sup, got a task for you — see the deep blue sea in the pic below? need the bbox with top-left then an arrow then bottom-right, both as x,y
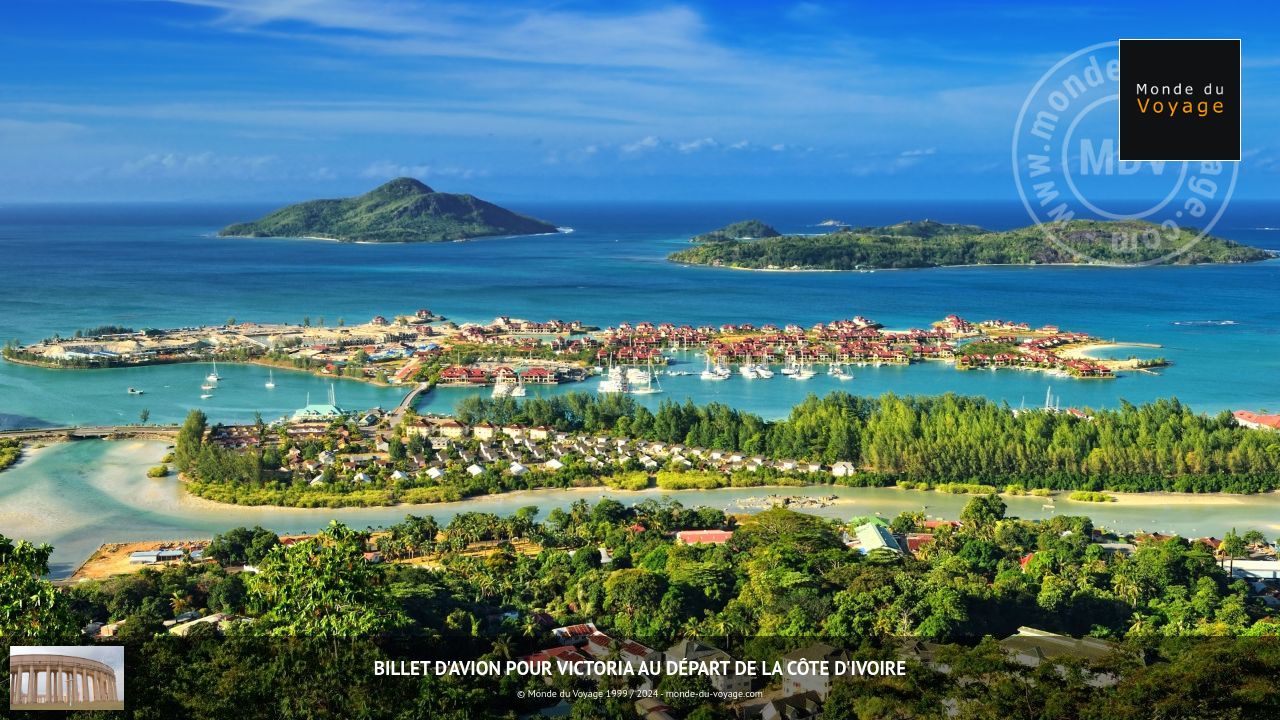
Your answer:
1,200 -> 1278,426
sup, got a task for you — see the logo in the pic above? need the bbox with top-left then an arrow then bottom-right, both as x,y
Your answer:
1012,41 -> 1237,265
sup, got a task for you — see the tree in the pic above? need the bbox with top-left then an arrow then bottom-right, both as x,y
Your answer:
139,408 -> 150,424
604,568 -> 667,616
207,526 -> 280,566
960,494 -> 1006,538
248,521 -> 409,637
174,409 -> 208,472
1220,528 -> 1247,575
0,534 -> 79,642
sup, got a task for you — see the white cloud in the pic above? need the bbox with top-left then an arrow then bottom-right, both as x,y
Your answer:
359,160 -> 484,180
899,147 -> 936,157
0,117 -> 86,142
677,137 -> 718,154
728,140 -> 750,150
620,136 -> 661,155
116,151 -> 276,178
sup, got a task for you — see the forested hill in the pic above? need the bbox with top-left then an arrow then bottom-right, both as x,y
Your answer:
669,219 -> 1273,269
691,219 -> 781,242
219,178 -> 558,243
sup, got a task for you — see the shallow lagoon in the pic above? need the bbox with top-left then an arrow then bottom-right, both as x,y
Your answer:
5,441 -> 1279,578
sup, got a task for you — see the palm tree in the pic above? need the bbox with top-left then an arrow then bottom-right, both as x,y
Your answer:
170,592 -> 192,616
490,635 -> 514,661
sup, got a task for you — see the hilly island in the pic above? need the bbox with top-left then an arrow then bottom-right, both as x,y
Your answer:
670,218 -> 1274,269
219,177 -> 558,242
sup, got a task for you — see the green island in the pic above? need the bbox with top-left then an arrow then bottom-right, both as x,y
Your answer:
691,219 -> 781,242
6,495 -> 1278,717
669,219 -> 1275,269
175,391 -> 1280,508
219,177 -> 558,243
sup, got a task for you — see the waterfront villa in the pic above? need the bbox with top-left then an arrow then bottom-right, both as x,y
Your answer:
675,529 -> 734,545
853,522 -> 904,555
1234,410 -> 1280,431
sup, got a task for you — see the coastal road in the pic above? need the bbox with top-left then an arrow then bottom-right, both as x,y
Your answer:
0,425 -> 180,441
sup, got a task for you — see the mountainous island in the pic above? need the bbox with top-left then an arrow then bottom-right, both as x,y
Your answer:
669,219 -> 1274,269
690,219 -> 781,242
219,178 -> 558,243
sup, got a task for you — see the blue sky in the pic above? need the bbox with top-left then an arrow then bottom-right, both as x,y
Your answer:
1,0 -> 1277,202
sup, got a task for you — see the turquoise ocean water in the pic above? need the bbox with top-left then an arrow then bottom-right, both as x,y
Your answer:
2,200 -> 1277,425
2,201 -> 1278,572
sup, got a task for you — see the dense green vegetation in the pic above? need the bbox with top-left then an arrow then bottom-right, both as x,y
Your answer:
3,497 -> 1277,718
0,439 -> 21,471
691,219 -> 780,242
456,391 -> 1280,493
670,219 -> 1273,269
219,177 -> 557,243
176,390 -> 1280,507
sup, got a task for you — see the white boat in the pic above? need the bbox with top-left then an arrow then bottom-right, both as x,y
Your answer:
780,360 -> 797,376
206,360 -> 220,383
200,382 -> 216,391
755,365 -> 775,379
265,369 -> 275,389
829,364 -> 854,381
626,367 -> 651,384
629,359 -> 663,395
492,379 -> 513,398
127,387 -> 144,395
200,393 -> 213,399
700,356 -> 729,381
789,362 -> 816,380
738,356 -> 761,379
597,366 -> 628,393
510,372 -> 527,397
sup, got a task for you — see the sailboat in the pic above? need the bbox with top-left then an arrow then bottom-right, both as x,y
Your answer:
629,358 -> 663,395
700,355 -> 729,381
597,365 -> 628,393
829,363 -> 853,381
789,361 -> 816,380
509,371 -> 527,397
265,369 -> 276,389
206,359 -> 221,383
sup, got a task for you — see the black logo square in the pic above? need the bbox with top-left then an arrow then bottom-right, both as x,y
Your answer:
1119,39 -> 1240,161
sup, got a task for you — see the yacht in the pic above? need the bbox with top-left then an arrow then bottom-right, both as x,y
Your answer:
789,362 -> 816,380
205,360 -> 221,383
200,393 -> 213,400
509,372 -> 527,397
699,356 -> 730,381
127,387 -> 144,395
201,382 -> 216,391
625,366 -> 652,384
829,364 -> 854,381
755,364 -> 775,379
492,379 -> 514,398
597,366 -> 628,393
265,369 -> 276,389
629,359 -> 663,395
